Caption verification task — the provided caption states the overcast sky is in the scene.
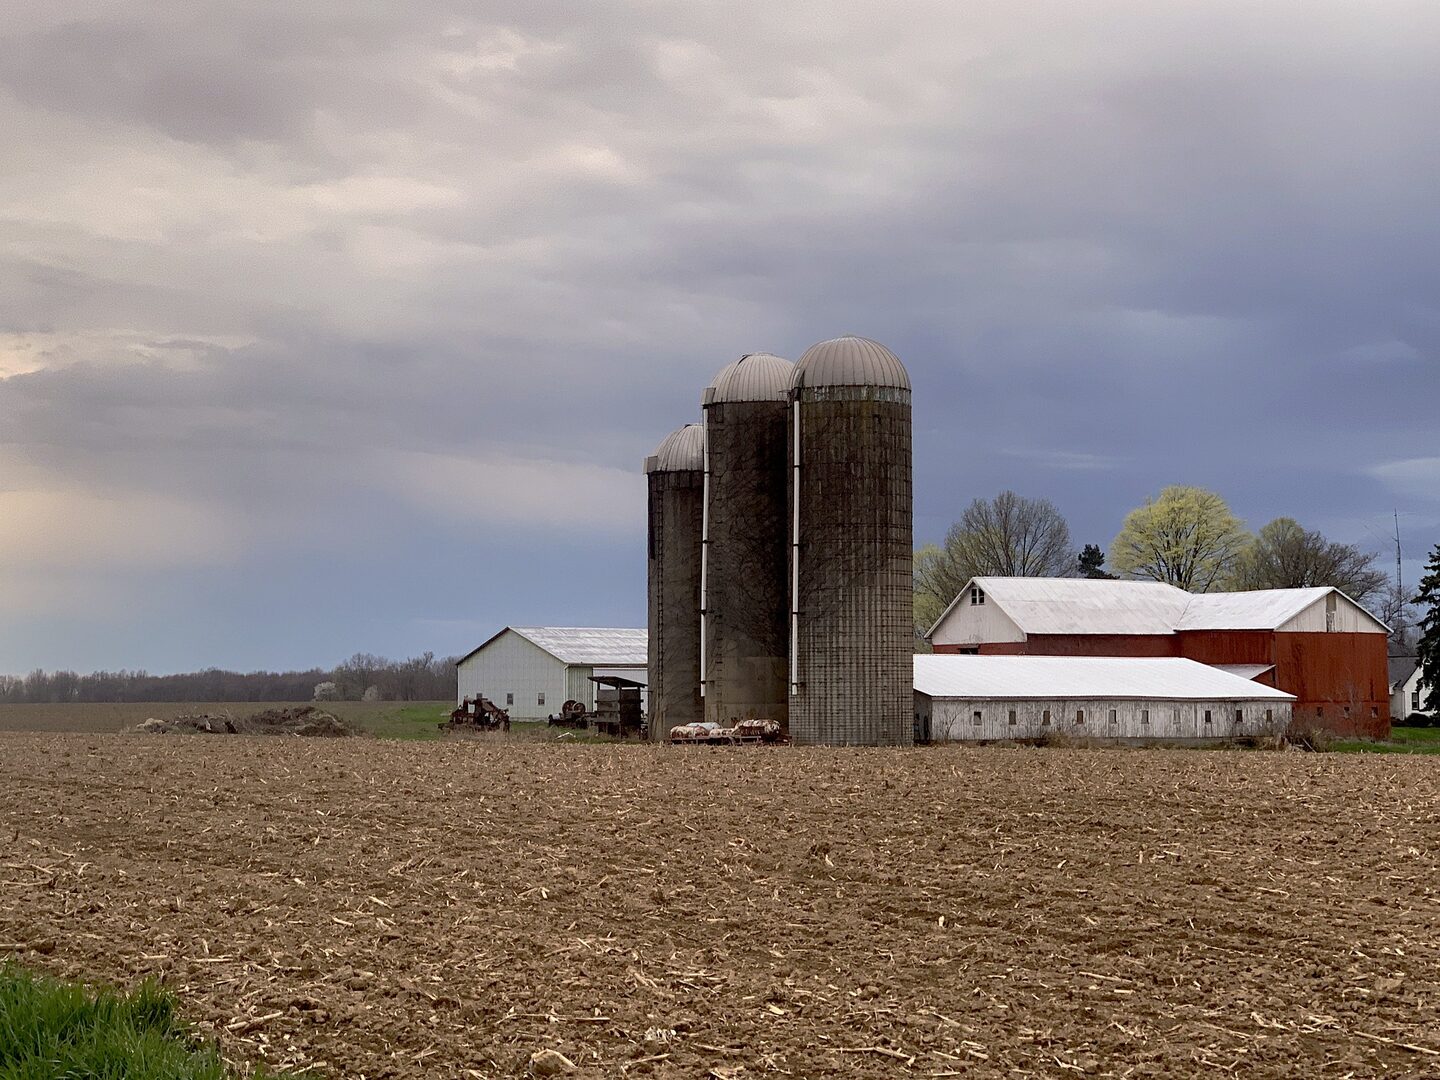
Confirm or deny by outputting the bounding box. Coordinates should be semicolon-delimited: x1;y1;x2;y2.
2;1;1437;675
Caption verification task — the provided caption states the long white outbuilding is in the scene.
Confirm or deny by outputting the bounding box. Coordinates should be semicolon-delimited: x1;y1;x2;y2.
914;654;1294;742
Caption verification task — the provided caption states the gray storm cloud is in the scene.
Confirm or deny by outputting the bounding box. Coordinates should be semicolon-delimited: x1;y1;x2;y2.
0;1;1436;670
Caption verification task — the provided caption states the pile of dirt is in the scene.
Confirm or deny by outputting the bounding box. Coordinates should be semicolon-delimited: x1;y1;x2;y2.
133;706;354;738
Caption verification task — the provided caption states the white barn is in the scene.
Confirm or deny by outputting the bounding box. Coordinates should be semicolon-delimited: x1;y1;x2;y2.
914;654;1294;743
455;627;647;721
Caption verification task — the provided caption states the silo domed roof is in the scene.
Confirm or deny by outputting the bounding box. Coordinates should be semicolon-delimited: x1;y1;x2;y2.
791;336;909;390
644;423;704;473
702;353;793;404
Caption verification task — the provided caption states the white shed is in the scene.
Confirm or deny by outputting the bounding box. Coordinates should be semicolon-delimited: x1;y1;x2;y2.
455;627;647;721
914;654;1294;743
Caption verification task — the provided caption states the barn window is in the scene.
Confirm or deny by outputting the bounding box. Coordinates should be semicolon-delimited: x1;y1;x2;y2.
538;693;546;706
1203;710;1212;724
1343;705;1351;718
506;692;514;706
1413;690;1421;710
1265;709;1273;722
1042;709;1051;726
1234;708;1243;724
1316;706;1324;719
1008;709;1017;725
971;586;985;606
1109;709;1117;724
1075;709;1085;724
1140;709;1150;725
972;710;982;726
1371;707;1378;719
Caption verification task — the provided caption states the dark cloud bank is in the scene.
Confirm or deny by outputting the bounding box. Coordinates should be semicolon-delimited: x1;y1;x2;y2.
0;2;1436;671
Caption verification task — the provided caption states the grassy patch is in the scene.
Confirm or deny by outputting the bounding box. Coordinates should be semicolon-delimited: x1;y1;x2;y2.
1331;725;1440;755
343;702;453;740
0;963;299;1079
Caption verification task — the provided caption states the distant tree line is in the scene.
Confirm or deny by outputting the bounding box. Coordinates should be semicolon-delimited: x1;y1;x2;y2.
0;652;458;704
917;486;1415;653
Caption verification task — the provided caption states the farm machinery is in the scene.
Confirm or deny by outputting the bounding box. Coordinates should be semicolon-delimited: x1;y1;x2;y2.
546;699;590;728
445;695;510;732
668;718;786;746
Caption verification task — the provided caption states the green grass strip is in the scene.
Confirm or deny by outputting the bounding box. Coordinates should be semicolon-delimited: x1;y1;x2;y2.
0;964;302;1079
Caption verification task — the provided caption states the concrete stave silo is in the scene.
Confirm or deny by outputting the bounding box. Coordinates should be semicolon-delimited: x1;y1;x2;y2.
645;424;705;738
701;353;794;730
787;336;913;746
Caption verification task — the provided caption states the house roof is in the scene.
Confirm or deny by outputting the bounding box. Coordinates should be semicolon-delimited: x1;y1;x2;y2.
457;627;648;667
1389;655;1419;691
927;576;1389;639
913;654;1295;702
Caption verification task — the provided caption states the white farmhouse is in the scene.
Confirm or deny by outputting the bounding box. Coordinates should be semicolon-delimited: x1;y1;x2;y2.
914;654;1294;743
455;627;647;721
1389;656;1433;722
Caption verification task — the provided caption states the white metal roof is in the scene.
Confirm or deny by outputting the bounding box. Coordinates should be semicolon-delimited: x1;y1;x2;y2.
913;654;1295;701
935;577;1191;637
791;336;910;390
1175;588;1331;630
703;353;792;404
1211;664;1276;681
644;424;703;473
510;627;648;666
928;577;1388;639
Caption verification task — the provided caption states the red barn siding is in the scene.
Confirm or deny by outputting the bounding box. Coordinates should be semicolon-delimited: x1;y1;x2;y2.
1176;630;1275;667
1273;632;1390;738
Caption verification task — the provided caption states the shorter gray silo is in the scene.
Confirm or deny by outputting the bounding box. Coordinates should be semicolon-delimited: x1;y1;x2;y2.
645;424;705;738
788;336;913;746
701;353;793;731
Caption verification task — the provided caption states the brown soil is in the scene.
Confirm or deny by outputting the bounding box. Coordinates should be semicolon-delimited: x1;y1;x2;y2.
1;736;1437;1078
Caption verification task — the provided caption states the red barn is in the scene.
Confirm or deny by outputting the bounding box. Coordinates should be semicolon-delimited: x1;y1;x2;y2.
926;577;1391;737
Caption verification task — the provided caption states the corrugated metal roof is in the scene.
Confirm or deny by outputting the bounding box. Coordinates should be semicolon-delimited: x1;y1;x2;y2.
1175;588;1331;630
703;353;792;404
914;655;1295;701
791;336;910;390
1211;664;1276;681
510;627;649;666
928;577;1386;640
644;424;703;473
947;577;1192;637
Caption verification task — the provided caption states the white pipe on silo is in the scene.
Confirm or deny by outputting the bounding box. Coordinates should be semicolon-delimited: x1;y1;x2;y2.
699;418;711;697
789;398;801;696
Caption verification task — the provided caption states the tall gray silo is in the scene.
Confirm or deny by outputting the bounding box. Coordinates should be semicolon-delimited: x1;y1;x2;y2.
701;353;794;730
787;336;913;746
645;424;704;738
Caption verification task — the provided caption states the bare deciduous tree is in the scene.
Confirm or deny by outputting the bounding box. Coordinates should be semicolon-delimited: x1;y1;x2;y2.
1228;518;1388;602
915;492;1074;639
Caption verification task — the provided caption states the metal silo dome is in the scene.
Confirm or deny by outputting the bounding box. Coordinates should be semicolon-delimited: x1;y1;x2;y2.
644;423;704;473
645;423;704;736
791;335;910;391
703;353;794;404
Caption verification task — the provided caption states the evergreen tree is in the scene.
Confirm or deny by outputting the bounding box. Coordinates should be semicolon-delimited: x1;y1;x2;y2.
1077;544;1115;579
1415;543;1440;714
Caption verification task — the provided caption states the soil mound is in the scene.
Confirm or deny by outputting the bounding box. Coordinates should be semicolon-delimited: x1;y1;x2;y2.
134;706;354;737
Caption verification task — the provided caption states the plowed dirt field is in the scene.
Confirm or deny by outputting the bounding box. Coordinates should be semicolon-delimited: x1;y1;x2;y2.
2;735;1437;1078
